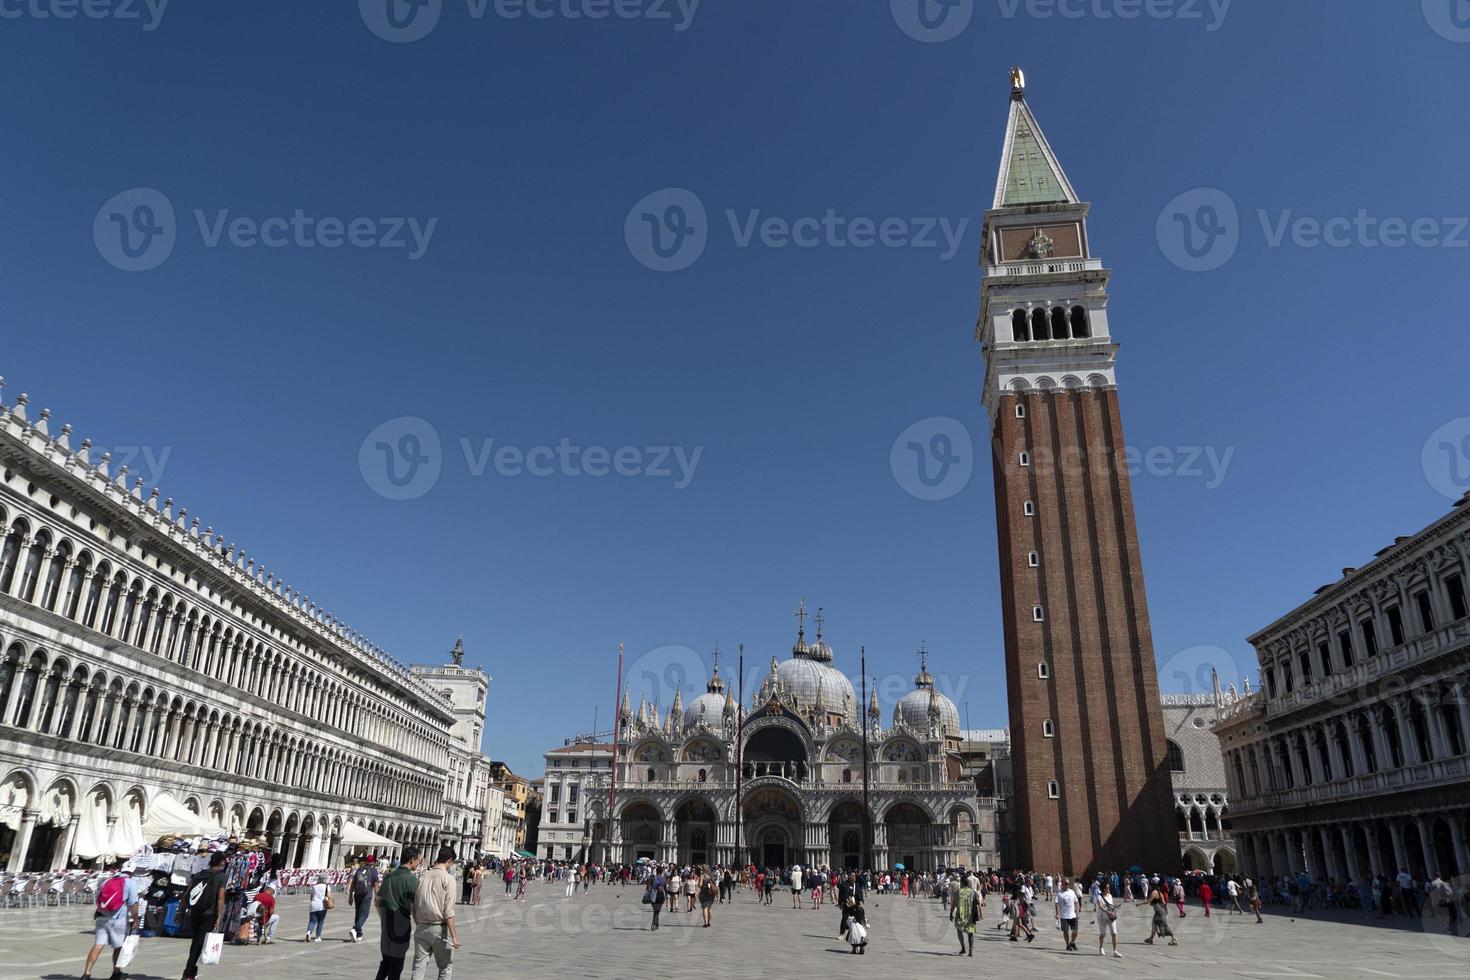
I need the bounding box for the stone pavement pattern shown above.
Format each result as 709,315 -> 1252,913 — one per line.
4,883 -> 1467,980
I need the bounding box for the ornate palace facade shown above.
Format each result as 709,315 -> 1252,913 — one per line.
0,383 -> 466,872
1215,495 -> 1470,883
581,611 -> 986,871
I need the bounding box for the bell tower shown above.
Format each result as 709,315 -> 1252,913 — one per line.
977,69 -> 1177,875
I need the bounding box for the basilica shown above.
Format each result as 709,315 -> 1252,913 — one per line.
590,609 -> 983,871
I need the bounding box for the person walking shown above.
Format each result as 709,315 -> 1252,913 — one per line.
645,866 -> 667,931
1227,876 -> 1244,914
181,853 -> 227,980
82,859 -> 140,980
1054,876 -> 1079,952
305,873 -> 332,942
410,847 -> 462,980
470,865 -> 483,906
503,865 -> 514,896
350,856 -> 382,943
1172,877 -> 1186,917
1095,881 -> 1122,959
790,865 -> 804,909
1143,880 -> 1178,947
373,848 -> 421,980
1199,878 -> 1214,917
844,900 -> 868,954
951,876 -> 979,956
698,868 -> 717,927
684,870 -> 697,912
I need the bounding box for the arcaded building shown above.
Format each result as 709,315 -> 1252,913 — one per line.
0,384 -> 461,872
1215,495 -> 1470,882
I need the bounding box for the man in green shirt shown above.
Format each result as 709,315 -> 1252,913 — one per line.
373,847 -> 422,980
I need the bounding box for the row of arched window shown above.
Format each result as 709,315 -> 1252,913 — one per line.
0,504 -> 446,765
1011,306 -> 1090,343
0,639 -> 441,815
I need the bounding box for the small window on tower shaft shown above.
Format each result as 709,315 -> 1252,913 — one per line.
1028,551 -> 1039,567
1018,452 -> 1030,467
1037,662 -> 1050,680
1033,605 -> 1045,622
1043,719 -> 1055,737
1047,780 -> 1060,799
1015,403 -> 1026,419
1023,501 -> 1035,516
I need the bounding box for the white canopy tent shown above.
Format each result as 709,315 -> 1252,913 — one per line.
141,793 -> 228,839
338,821 -> 397,850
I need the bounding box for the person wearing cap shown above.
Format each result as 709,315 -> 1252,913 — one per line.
82,859 -> 139,980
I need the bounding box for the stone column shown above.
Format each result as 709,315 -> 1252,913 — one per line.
1448,818 -> 1469,877
1364,824 -> 1383,878
1319,827 -> 1341,883
1414,817 -> 1437,875
1393,697 -> 1419,766
6,810 -> 38,873
1305,733 -> 1326,785
1418,691 -> 1447,761
1347,720 -> 1369,775
1389,822 -> 1409,873
1337,826 -> 1360,881
52,814 -> 81,871
1323,723 -> 1345,781
1453,681 -> 1470,756
1369,709 -> 1392,770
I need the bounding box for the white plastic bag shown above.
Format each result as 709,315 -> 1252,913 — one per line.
200,932 -> 224,966
116,935 -> 139,969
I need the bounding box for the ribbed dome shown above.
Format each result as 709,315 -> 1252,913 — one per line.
896,687 -> 960,735
685,692 -> 727,727
775,658 -> 856,719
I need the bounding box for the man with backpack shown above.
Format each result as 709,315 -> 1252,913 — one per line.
82,860 -> 140,980
350,856 -> 382,943
644,865 -> 667,931
181,852 -> 227,980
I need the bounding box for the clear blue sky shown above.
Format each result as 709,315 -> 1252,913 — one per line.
3,1 -> 1468,776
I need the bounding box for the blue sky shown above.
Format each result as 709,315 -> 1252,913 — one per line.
3,1 -> 1468,775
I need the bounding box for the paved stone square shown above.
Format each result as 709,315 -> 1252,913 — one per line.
3,883 -> 1468,980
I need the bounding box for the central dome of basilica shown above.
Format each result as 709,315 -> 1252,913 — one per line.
757,604 -> 858,725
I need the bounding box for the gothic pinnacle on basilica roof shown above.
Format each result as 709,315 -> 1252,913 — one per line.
707,643 -> 725,693
915,641 -> 935,688
792,597 -> 810,657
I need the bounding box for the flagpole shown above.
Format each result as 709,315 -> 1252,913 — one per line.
860,645 -> 872,872
609,642 -> 623,864
735,643 -> 744,870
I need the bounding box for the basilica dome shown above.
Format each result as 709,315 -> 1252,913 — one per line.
685,664 -> 731,727
894,648 -> 960,736
756,605 -> 858,724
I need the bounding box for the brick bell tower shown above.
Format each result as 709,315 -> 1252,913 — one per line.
977,69 -> 1176,876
